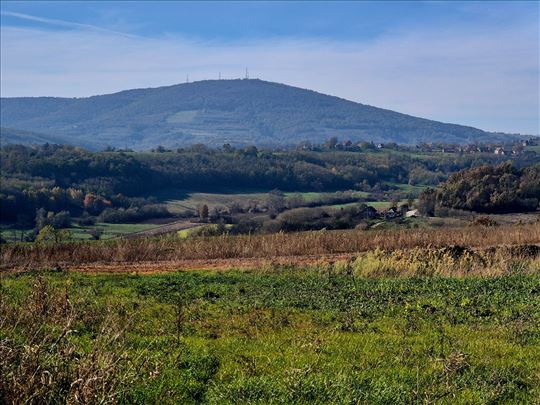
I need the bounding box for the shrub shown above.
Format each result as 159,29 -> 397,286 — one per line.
50,210 -> 72,229
36,225 -> 72,244
471,216 -> 498,227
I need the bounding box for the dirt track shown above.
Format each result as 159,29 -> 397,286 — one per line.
122,220 -> 202,239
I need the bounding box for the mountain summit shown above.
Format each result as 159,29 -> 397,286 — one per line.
1,79 -> 511,149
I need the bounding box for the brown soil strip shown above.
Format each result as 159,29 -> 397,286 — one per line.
122,220 -> 202,239
5,253 -> 356,275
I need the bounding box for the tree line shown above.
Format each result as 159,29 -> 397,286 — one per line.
1,143 -> 538,227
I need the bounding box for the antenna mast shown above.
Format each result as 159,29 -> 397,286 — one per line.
245,67 -> 249,80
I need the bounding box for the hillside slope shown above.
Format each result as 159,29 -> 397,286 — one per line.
0,79 -> 514,149
0,127 -> 80,148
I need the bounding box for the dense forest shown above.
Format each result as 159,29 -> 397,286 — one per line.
419,163 -> 540,214
1,143 -> 538,228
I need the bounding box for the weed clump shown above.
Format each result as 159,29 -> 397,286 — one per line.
349,245 -> 539,277
0,277 -> 138,404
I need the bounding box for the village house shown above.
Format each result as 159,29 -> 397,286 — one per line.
405,209 -> 419,218
442,146 -> 457,153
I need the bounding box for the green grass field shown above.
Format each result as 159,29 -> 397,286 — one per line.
383,181 -> 430,194
318,200 -> 391,210
284,191 -> 370,201
68,223 -> 158,240
525,144 -> 540,153
156,189 -> 271,213
157,189 -> 370,213
1,222 -> 158,242
2,268 -> 539,403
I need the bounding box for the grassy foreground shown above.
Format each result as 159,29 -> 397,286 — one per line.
1,265 -> 539,403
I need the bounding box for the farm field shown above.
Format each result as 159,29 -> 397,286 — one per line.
0,223 -> 160,243
68,223 -> 160,240
382,181 -> 428,195
155,189 -> 371,213
157,189 -> 270,213
2,223 -> 540,403
2,264 -> 539,403
3,223 -> 539,272
320,201 -> 401,210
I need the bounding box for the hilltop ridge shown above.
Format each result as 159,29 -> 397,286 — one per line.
0,79 -> 518,149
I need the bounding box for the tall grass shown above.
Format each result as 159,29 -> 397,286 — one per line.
338,245 -> 540,277
2,224 -> 539,271
0,277 -> 140,403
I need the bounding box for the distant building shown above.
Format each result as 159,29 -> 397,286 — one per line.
384,207 -> 399,219
405,209 -> 419,218
494,147 -> 505,155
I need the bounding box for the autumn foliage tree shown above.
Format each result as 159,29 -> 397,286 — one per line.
83,193 -> 112,215
421,163 -> 540,214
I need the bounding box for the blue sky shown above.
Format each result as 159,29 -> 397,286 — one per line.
1,1 -> 538,134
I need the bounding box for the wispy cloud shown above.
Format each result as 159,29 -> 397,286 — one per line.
1,11 -> 140,38
1,16 -> 538,134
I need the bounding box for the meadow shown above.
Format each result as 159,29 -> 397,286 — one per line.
2,260 -> 539,404
155,189 -> 372,214
0,223 -> 159,243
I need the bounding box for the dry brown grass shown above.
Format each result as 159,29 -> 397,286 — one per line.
0,277 -> 139,404
343,244 -> 540,278
1,224 -> 539,272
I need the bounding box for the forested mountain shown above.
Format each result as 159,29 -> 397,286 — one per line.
1,79 -> 520,150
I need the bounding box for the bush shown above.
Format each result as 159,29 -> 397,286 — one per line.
417,188 -> 437,216
471,216 -> 498,227
36,225 -> 71,244
50,211 -> 72,229
189,223 -> 229,237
